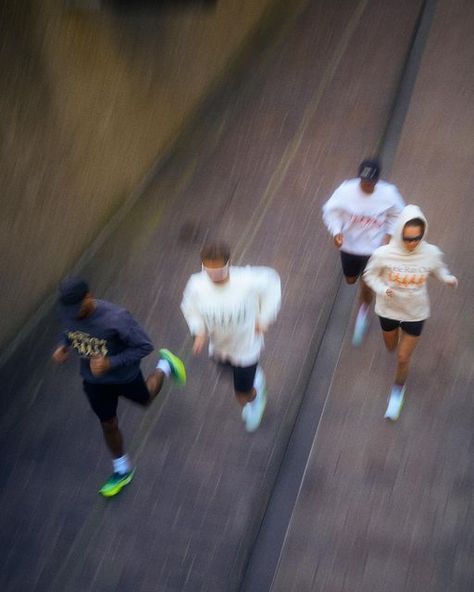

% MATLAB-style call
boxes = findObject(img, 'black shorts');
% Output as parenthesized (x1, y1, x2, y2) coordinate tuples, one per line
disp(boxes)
(340, 251, 370, 279)
(232, 363, 258, 393)
(83, 372, 150, 422)
(378, 316, 425, 337)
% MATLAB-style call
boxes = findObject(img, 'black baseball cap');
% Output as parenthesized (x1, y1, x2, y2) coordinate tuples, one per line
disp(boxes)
(358, 158, 381, 182)
(59, 276, 89, 315)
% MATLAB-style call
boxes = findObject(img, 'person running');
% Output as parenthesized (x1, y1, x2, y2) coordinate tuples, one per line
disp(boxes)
(180, 241, 281, 432)
(52, 276, 186, 497)
(322, 158, 405, 345)
(363, 204, 458, 420)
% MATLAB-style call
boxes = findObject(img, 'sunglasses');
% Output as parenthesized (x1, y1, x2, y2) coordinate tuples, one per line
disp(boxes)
(402, 235, 423, 243)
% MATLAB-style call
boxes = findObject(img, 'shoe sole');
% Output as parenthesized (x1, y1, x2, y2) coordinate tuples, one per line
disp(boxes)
(99, 470, 135, 497)
(159, 349, 187, 386)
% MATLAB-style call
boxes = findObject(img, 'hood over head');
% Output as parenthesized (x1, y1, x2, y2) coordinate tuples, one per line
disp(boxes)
(391, 204, 428, 250)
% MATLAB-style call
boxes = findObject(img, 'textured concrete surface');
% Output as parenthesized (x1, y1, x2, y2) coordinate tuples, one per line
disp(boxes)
(268, 1, 474, 590)
(0, 0, 298, 350)
(1, 0, 472, 591)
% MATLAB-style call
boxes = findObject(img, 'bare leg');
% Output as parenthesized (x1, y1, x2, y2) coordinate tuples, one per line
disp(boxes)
(235, 388, 256, 407)
(351, 276, 371, 346)
(101, 417, 125, 458)
(145, 369, 165, 404)
(394, 332, 420, 386)
(382, 328, 399, 352)
(359, 277, 373, 307)
(344, 274, 372, 306)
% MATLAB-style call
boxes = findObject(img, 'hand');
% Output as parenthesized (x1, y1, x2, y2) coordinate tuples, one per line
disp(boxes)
(382, 233, 391, 245)
(385, 288, 393, 297)
(192, 334, 207, 356)
(255, 323, 266, 335)
(334, 233, 343, 248)
(446, 276, 458, 288)
(52, 345, 69, 364)
(90, 356, 111, 377)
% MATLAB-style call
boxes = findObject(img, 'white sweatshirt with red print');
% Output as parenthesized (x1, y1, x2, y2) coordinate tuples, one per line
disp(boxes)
(363, 204, 456, 321)
(322, 178, 405, 255)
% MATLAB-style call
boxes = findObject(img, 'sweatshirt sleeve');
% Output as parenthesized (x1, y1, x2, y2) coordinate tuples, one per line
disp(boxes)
(431, 247, 455, 283)
(253, 267, 282, 329)
(181, 277, 206, 336)
(384, 187, 405, 235)
(107, 311, 154, 369)
(363, 251, 389, 295)
(322, 187, 345, 236)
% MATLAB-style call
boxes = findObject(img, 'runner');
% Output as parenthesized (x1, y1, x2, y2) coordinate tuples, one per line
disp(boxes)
(52, 276, 186, 496)
(322, 158, 405, 345)
(180, 241, 281, 432)
(363, 204, 458, 420)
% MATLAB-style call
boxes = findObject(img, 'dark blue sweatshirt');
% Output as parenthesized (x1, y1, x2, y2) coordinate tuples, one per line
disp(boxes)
(61, 300, 154, 384)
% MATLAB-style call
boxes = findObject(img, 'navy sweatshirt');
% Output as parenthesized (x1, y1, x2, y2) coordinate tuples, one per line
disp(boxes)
(61, 300, 154, 384)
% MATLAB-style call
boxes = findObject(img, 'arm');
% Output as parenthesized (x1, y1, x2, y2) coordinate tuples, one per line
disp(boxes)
(52, 332, 71, 364)
(431, 248, 458, 286)
(322, 187, 346, 241)
(106, 312, 154, 370)
(363, 252, 390, 295)
(254, 267, 282, 331)
(52, 343, 69, 364)
(180, 279, 207, 354)
(384, 188, 405, 237)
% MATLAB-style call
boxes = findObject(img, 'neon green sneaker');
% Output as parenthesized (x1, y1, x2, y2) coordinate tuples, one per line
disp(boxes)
(159, 348, 187, 386)
(99, 470, 135, 497)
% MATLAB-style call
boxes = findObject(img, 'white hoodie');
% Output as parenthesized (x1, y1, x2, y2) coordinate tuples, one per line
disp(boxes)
(181, 266, 281, 366)
(322, 178, 405, 255)
(364, 204, 456, 321)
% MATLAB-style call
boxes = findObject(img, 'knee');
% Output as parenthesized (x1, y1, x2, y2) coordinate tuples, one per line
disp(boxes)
(345, 276, 357, 285)
(101, 417, 118, 434)
(397, 353, 410, 367)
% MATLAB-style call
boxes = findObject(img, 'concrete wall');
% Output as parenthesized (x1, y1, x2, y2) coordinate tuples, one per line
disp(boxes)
(0, 0, 287, 351)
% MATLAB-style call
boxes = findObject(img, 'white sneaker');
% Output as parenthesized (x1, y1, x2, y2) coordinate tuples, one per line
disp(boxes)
(254, 366, 266, 398)
(241, 367, 264, 422)
(352, 304, 369, 346)
(245, 367, 267, 432)
(384, 385, 405, 421)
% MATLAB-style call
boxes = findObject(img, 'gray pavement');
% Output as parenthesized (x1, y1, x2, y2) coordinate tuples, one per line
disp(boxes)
(267, 1, 474, 591)
(1, 1, 473, 591)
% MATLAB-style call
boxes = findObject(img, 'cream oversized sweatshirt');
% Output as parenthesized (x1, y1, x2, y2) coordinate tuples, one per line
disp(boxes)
(181, 266, 281, 366)
(322, 178, 405, 255)
(363, 205, 456, 321)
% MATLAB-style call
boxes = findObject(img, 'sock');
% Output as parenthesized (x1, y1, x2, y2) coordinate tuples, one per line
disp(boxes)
(113, 454, 132, 475)
(156, 359, 171, 376)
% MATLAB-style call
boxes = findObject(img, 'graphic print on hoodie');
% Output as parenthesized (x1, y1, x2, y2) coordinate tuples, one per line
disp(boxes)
(322, 178, 405, 255)
(61, 300, 154, 384)
(363, 205, 456, 322)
